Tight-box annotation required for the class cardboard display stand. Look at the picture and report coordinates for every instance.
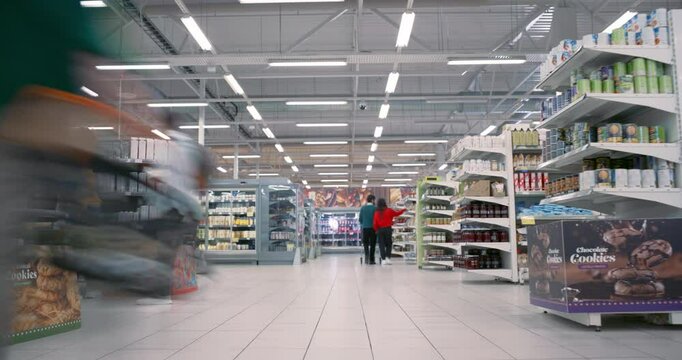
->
[10,259,81,344]
[528,219,682,327]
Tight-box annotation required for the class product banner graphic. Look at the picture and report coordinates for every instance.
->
[528,219,682,313]
[10,258,81,343]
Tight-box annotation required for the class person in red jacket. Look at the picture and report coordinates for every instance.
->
[373,198,406,265]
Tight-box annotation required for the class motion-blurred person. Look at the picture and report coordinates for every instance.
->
[373,199,406,265]
[0,0,105,354]
[359,195,377,265]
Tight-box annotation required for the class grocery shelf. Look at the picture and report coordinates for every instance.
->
[514,166,542,172]
[424,260,454,268]
[424,209,456,217]
[453,217,511,229]
[424,242,460,250]
[454,170,508,181]
[465,268,514,280]
[537,45,673,90]
[424,180,459,189]
[536,93,676,130]
[424,224,459,232]
[422,195,452,203]
[513,146,543,152]
[427,242,512,252]
[540,188,682,210]
[538,143,681,172]
[515,191,546,197]
[449,146,506,162]
[452,196,509,207]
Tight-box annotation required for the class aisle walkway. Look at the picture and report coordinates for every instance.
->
[8,255,682,360]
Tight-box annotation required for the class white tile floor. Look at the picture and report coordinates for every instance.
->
[7,255,682,360]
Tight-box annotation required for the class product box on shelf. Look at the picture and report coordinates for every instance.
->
[528,218,682,313]
[463,180,491,196]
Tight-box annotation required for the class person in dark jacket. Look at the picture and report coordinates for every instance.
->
[373,198,406,265]
[359,195,376,264]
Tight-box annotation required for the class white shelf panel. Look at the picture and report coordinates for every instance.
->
[424,209,456,217]
[513,146,543,153]
[452,196,509,207]
[424,224,459,232]
[540,188,682,210]
[466,268,514,280]
[422,195,452,202]
[538,143,681,172]
[454,170,508,181]
[453,217,511,229]
[427,242,512,252]
[425,180,459,189]
[537,45,673,90]
[424,260,453,268]
[537,93,676,130]
[515,191,546,197]
[450,146,506,162]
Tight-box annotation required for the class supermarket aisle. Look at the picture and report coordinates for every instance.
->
[8,255,682,360]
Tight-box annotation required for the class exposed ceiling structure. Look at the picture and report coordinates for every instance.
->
[87,0,682,187]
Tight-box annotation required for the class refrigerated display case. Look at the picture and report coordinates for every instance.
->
[304,200,319,259]
[319,208,362,253]
[262,181,305,264]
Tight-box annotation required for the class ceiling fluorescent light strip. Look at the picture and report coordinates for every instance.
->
[314,164,348,168]
[180,124,230,129]
[296,123,348,127]
[247,105,263,120]
[224,74,245,95]
[438,164,448,171]
[88,126,114,130]
[80,86,99,97]
[302,180,308,185]
[396,11,416,47]
[248,173,279,177]
[147,102,208,108]
[262,127,275,139]
[385,72,400,93]
[368,155,375,163]
[303,141,348,145]
[81,1,107,7]
[151,129,171,140]
[291,165,299,172]
[181,16,213,51]
[370,142,378,152]
[384,178,412,182]
[96,64,170,70]
[284,156,293,164]
[366,165,373,171]
[378,103,390,119]
[310,154,348,158]
[447,58,526,65]
[320,179,349,183]
[318,172,349,176]
[404,140,447,144]
[216,167,228,173]
[373,126,384,138]
[223,155,261,159]
[362,179,368,184]
[323,184,349,188]
[275,143,284,153]
[286,101,348,106]
[398,153,436,157]
[269,60,347,67]
[480,125,497,136]
[392,163,426,167]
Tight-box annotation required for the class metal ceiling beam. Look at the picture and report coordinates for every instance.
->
[370,8,433,51]
[142,0,568,16]
[120,93,550,104]
[285,9,349,53]
[131,51,546,67]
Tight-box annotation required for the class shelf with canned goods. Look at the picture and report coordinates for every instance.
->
[427,241,512,252]
[454,170,508,182]
[452,217,511,229]
[451,195,509,207]
[538,142,681,173]
[424,180,459,189]
[424,224,459,233]
[537,45,673,91]
[540,187,682,211]
[537,93,676,130]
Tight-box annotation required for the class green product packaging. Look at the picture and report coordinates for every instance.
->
[647,76,659,94]
[611,28,626,45]
[637,126,650,143]
[649,126,666,143]
[627,61,634,75]
[633,76,648,94]
[590,70,601,81]
[577,79,591,95]
[646,59,659,76]
[613,62,627,80]
[617,75,634,94]
[602,79,615,93]
[631,58,646,76]
[623,123,638,143]
[659,75,674,94]
[590,79,602,93]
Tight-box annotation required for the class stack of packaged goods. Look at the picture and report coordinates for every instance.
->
[452,228,509,244]
[511,129,541,148]
[516,204,596,219]
[453,249,503,270]
[423,232,448,243]
[456,201,509,220]
[425,249,451,261]
[450,135,505,157]
[540,8,670,80]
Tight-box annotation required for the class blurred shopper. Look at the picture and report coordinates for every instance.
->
[373,199,406,265]
[359,195,377,265]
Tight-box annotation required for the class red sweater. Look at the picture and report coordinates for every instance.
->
[373,208,406,230]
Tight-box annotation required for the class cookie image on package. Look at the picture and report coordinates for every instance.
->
[530,245,544,266]
[613,280,665,298]
[606,267,656,282]
[534,279,550,295]
[630,239,672,268]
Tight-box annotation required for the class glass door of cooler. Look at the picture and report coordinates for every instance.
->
[319,210,361,250]
[260,184,302,264]
[200,188,258,261]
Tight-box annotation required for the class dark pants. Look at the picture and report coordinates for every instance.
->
[377,227,393,260]
[362,228,376,263]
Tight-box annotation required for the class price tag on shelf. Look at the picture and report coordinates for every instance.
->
[520,216,536,225]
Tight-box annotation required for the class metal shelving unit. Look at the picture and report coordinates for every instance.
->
[416,178,459,269]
